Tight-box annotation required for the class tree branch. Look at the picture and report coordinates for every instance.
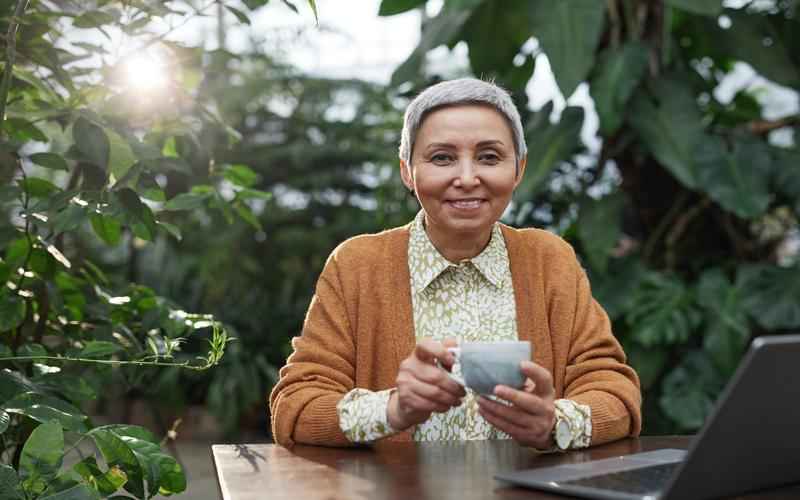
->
[0,0,30,130]
[746,115,800,135]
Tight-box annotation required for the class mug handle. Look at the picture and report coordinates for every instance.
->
[435,347,465,387]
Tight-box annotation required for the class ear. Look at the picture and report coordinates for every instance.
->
[399,158,414,191]
[513,154,528,189]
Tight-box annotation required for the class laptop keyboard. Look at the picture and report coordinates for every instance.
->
[560,461,680,495]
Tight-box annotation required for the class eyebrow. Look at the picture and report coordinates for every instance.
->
[423,140,507,151]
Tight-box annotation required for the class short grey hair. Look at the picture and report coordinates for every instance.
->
[399,78,527,166]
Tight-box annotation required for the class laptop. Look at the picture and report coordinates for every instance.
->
[495,334,800,499]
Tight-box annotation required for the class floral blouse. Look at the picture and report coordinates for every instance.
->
[336,211,591,448]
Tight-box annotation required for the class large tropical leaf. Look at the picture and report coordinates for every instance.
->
[590,42,649,135]
[626,272,701,347]
[659,350,725,430]
[576,192,625,273]
[516,102,584,198]
[390,0,483,85]
[89,429,145,498]
[529,0,606,98]
[738,264,800,330]
[0,464,24,500]
[629,77,704,189]
[1,392,89,432]
[462,0,532,78]
[378,0,426,16]
[19,421,64,497]
[695,138,773,219]
[696,268,751,377]
[717,9,800,88]
[772,147,800,216]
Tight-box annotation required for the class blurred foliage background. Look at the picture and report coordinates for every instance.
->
[1,0,799,496]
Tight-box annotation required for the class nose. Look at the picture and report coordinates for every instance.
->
[453,159,480,189]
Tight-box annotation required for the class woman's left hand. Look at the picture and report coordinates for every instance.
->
[476,360,556,449]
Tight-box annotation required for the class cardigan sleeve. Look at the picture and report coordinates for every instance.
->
[269,254,358,448]
[563,262,643,446]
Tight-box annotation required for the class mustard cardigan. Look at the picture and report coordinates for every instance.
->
[269,222,642,448]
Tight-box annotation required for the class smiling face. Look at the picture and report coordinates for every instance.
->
[401,104,526,255]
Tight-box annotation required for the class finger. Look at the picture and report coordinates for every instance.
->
[520,361,555,397]
[405,360,466,397]
[415,338,453,366]
[403,390,451,414]
[409,379,464,407]
[493,385,551,416]
[477,395,532,430]
[442,337,459,349]
[478,402,528,437]
[479,397,553,439]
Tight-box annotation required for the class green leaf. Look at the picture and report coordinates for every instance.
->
[72,456,127,496]
[107,129,137,183]
[2,392,89,432]
[89,429,144,498]
[233,201,262,231]
[116,435,185,496]
[0,410,9,433]
[157,220,182,241]
[738,264,800,330]
[390,0,483,86]
[223,164,258,187]
[73,10,119,28]
[462,0,532,77]
[115,188,157,240]
[3,117,48,142]
[590,256,646,320]
[772,147,800,216]
[697,268,750,377]
[379,0,425,16]
[659,350,724,430]
[0,291,26,330]
[236,188,272,201]
[665,0,722,16]
[590,42,650,135]
[626,272,701,347]
[36,374,97,404]
[51,204,87,235]
[20,421,64,496]
[529,0,605,98]
[40,480,102,500]
[163,191,210,211]
[99,425,158,444]
[695,138,772,219]
[710,10,800,88]
[89,213,122,245]
[629,77,704,189]
[19,177,60,198]
[29,153,69,171]
[0,369,38,401]
[80,340,123,359]
[0,464,24,500]
[576,193,625,273]
[73,117,110,170]
[626,344,668,391]
[225,5,251,25]
[516,103,583,197]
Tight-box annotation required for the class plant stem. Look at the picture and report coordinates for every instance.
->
[643,191,690,263]
[0,0,29,130]
[0,355,216,370]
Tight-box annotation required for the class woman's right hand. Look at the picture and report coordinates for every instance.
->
[387,337,467,431]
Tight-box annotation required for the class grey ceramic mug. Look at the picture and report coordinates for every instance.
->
[444,341,532,395]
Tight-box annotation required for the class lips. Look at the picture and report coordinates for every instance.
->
[448,198,485,209]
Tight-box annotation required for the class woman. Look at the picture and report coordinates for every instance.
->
[269,78,641,450]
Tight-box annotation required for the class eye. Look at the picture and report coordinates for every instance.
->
[478,151,501,165]
[430,152,454,165]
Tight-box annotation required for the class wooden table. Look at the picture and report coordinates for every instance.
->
[212,437,800,499]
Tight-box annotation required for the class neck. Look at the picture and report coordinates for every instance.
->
[423,217,492,263]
